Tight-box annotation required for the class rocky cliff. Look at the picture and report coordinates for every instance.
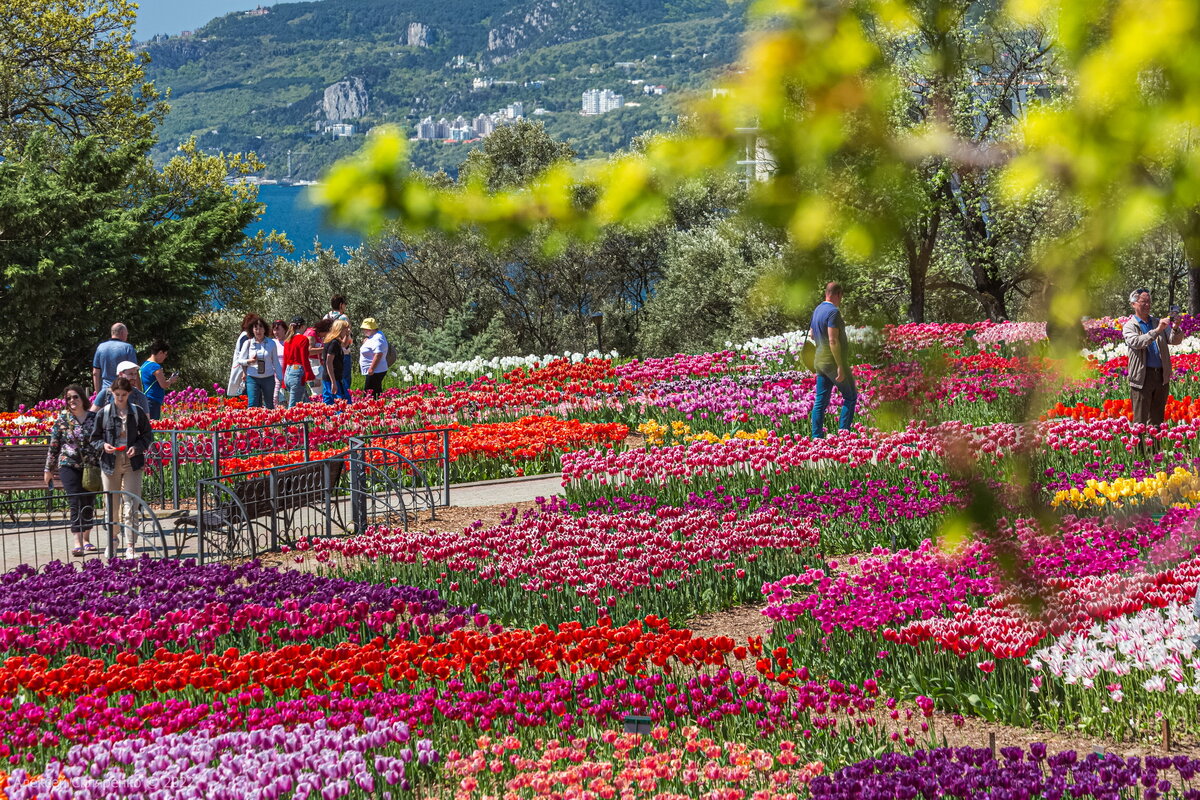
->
[322,77,368,121]
[406,22,431,47]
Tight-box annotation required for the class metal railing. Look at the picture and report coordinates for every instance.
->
[0,423,452,568]
[188,455,347,565]
[346,440,441,531]
[142,422,311,508]
[0,489,168,572]
[180,435,448,565]
[345,429,452,509]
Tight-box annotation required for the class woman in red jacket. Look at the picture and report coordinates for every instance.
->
[281,317,316,407]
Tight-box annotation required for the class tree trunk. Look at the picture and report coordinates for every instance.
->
[1172,212,1200,314]
[903,208,941,324]
[979,288,1009,322]
[908,277,927,323]
[1189,260,1200,316]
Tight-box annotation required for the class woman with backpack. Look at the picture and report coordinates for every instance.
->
[89,377,154,559]
[322,320,353,405]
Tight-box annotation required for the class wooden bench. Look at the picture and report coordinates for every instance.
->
[0,445,53,492]
[0,445,59,521]
[174,458,345,559]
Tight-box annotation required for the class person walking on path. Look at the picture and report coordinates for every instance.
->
[43,384,99,557]
[325,295,354,398]
[359,318,389,397]
[90,377,154,559]
[282,317,315,407]
[92,323,137,396]
[809,282,858,438]
[139,341,178,420]
[1124,287,1185,426]
[238,318,282,409]
[310,318,333,400]
[226,314,261,397]
[271,320,288,405]
[322,320,353,405]
[91,361,150,416]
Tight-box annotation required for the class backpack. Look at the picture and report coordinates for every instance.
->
[799,329,815,372]
[384,334,399,369]
[99,402,147,453]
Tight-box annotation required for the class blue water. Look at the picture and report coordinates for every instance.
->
[249,184,362,260]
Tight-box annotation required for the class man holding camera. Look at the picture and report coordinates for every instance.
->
[1123,288,1185,426]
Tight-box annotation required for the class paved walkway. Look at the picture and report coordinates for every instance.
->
[448,474,564,507]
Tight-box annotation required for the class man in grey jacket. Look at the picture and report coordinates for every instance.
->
[1123,288,1185,426]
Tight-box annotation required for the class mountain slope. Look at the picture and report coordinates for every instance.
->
[142,0,747,179]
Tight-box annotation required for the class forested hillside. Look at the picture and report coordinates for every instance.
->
[142,0,747,178]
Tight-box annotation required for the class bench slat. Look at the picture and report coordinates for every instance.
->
[0,446,55,487]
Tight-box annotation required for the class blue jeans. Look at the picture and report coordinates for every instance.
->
[811,371,857,438]
[246,375,276,409]
[341,354,353,396]
[147,398,163,420]
[322,378,351,405]
[284,365,309,407]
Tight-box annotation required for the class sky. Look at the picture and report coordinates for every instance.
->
[133,0,276,39]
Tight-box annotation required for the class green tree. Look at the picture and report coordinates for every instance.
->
[0,2,287,405]
[0,0,165,151]
[459,119,577,191]
[641,220,790,354]
[0,135,263,407]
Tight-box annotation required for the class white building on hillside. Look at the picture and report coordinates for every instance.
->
[582,89,624,115]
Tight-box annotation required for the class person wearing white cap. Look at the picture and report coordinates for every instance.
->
[91,360,150,417]
[358,318,389,397]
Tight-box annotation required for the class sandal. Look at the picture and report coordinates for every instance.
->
[83,543,98,552]
[71,547,84,557]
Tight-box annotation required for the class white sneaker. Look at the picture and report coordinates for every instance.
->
[125,548,137,560]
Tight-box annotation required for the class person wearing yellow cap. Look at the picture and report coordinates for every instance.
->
[359,318,389,397]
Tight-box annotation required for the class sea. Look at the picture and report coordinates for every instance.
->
[248,184,363,261]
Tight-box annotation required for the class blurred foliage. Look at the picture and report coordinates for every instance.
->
[316,0,1200,349]
[313,0,1200,572]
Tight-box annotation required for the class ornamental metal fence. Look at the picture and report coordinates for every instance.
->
[0,422,452,567]
[0,489,168,573]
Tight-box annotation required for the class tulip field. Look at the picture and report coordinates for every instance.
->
[13,317,1200,797]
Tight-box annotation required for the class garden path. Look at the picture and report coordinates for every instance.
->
[447,473,564,507]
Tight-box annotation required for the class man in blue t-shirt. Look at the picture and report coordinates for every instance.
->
[809,282,858,438]
[92,323,137,395]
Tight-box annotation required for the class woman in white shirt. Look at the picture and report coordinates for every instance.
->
[359,318,389,397]
[226,313,260,397]
[237,318,282,408]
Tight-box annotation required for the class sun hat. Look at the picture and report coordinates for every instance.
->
[116,360,139,374]
[360,317,379,330]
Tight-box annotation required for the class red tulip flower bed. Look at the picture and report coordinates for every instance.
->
[216,416,628,480]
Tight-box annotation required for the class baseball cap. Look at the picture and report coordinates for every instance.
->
[1130,287,1150,303]
[117,360,139,374]
[360,317,379,330]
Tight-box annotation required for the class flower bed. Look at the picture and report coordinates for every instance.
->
[11,319,1200,792]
